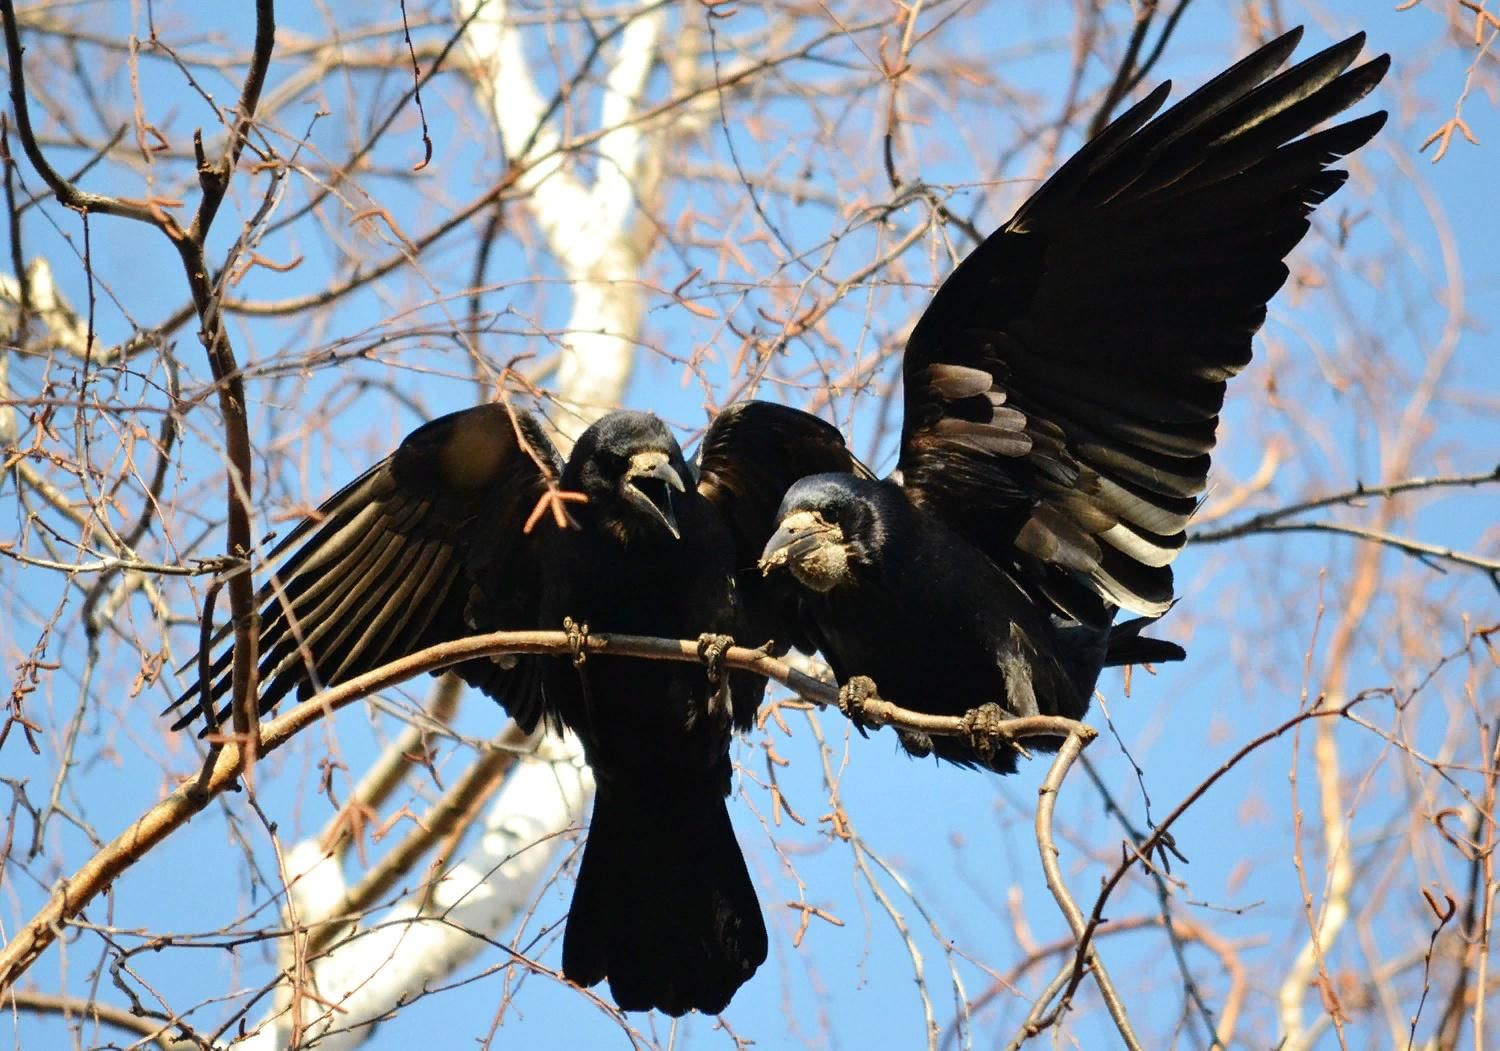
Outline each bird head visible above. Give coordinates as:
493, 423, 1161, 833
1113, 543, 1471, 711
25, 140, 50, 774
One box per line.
759, 474, 883, 592
566, 412, 690, 541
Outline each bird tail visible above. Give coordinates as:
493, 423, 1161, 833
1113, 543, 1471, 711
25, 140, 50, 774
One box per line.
1053, 613, 1186, 702
1103, 615, 1187, 669
562, 775, 767, 1016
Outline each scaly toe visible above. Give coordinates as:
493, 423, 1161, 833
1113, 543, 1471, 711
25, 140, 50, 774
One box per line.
695, 632, 734, 685
563, 616, 590, 666
961, 702, 1025, 762
836, 675, 880, 733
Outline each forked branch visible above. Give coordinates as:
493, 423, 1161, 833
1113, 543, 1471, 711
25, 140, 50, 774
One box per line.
0, 627, 1087, 991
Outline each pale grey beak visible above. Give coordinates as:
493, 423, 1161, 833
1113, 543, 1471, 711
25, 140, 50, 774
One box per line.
758, 510, 842, 576
760, 520, 819, 573
624, 450, 686, 539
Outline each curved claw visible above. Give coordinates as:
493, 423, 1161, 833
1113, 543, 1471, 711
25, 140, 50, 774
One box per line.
691, 633, 737, 730
563, 616, 590, 667
960, 702, 1026, 763
836, 675, 881, 735
695, 632, 734, 686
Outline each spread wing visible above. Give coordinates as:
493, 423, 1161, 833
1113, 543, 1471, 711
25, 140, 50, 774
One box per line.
696, 400, 871, 573
168, 403, 561, 732
895, 28, 1388, 624
696, 400, 870, 659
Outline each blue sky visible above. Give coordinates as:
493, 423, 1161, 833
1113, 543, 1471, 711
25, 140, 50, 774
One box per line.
4, 1, 1498, 1048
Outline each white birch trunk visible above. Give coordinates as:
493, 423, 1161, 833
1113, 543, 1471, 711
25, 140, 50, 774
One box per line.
238, 2, 666, 1044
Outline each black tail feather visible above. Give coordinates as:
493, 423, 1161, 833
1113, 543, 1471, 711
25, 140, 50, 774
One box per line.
563, 777, 766, 1016
1104, 614, 1187, 668
1054, 612, 1185, 710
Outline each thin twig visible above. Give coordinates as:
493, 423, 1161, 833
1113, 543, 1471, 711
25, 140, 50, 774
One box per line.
1023, 733, 1141, 1049
0, 626, 1081, 989
0, 0, 277, 761
0, 2, 172, 225
301, 721, 529, 960
1192, 468, 1500, 542
1056, 697, 1375, 1027
0, 989, 198, 1050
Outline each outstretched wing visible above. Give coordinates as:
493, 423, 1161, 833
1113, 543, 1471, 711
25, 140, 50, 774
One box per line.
168, 403, 561, 732
696, 400, 871, 573
896, 28, 1388, 623
696, 400, 870, 666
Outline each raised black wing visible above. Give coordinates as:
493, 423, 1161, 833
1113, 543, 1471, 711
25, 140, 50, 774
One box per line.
896, 28, 1388, 624
696, 400, 871, 573
168, 403, 561, 731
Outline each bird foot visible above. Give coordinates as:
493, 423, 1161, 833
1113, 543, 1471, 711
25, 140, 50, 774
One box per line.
696, 633, 734, 686
563, 616, 590, 666
836, 675, 882, 732
961, 703, 1027, 763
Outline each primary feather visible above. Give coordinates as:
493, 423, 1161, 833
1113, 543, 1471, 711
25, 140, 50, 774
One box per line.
764, 28, 1388, 769
171, 402, 863, 1014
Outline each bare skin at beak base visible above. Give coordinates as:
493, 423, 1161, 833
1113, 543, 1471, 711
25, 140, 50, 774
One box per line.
623, 450, 686, 539
759, 511, 848, 591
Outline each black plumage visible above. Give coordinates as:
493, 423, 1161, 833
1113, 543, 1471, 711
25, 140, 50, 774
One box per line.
759, 28, 1389, 771
170, 25, 1388, 1006
170, 401, 863, 1015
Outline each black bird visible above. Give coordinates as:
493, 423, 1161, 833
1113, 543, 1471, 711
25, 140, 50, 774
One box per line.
759, 28, 1389, 772
170, 401, 863, 1015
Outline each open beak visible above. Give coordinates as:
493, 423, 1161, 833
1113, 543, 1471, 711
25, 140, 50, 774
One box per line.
624, 451, 686, 539
759, 511, 840, 575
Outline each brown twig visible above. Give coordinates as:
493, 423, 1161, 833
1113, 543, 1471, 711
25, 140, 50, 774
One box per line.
1051, 697, 1376, 1032
177, 0, 276, 759
1074, 754, 1227, 1047
964, 912, 1246, 1051
1087, 0, 1195, 137
0, 3, 171, 226
1191, 467, 1500, 585
301, 721, 530, 960
1016, 732, 1141, 1050
318, 673, 463, 861
0, 626, 1076, 989
1192, 468, 1500, 541
1197, 520, 1500, 585
0, 988, 198, 1050
0, 0, 277, 761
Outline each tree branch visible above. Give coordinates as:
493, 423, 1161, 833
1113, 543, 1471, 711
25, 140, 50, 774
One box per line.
1191, 467, 1500, 587
1013, 732, 1141, 1050
0, 1, 170, 225
0, 989, 197, 1050
1213, 520, 1500, 586
0, 627, 1085, 992
1192, 468, 1500, 541
0, 0, 278, 758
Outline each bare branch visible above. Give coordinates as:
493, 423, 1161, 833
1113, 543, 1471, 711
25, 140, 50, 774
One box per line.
1193, 468, 1500, 541
0, 626, 1092, 991
0, 989, 196, 1050
1013, 732, 1141, 1050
